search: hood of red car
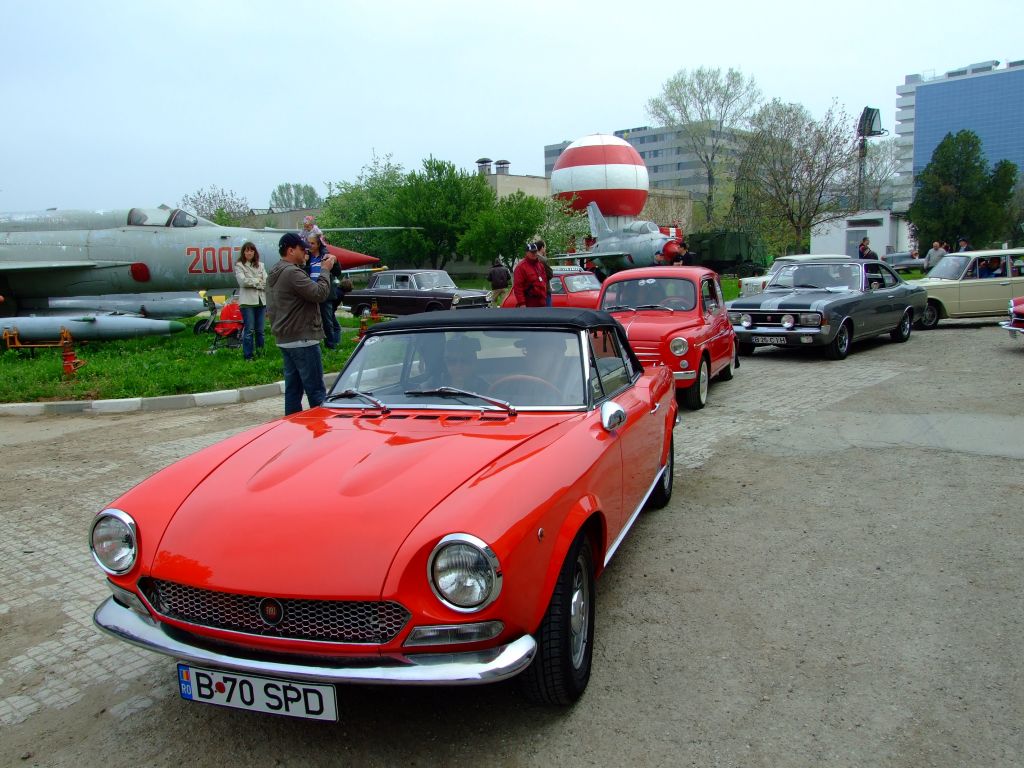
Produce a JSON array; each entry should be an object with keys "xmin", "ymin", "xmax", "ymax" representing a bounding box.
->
[
  {"xmin": 150, "ymin": 411, "xmax": 554, "ymax": 598},
  {"xmin": 614, "ymin": 311, "xmax": 702, "ymax": 341}
]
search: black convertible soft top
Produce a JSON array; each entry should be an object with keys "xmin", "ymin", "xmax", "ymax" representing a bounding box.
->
[
  {"xmin": 367, "ymin": 307, "xmax": 619, "ymax": 334},
  {"xmin": 364, "ymin": 308, "xmax": 642, "ymax": 371}
]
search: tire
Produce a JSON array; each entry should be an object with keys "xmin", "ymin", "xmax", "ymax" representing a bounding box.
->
[
  {"xmin": 890, "ymin": 310, "xmax": 912, "ymax": 343},
  {"xmin": 425, "ymin": 302, "xmax": 445, "ymax": 312},
  {"xmin": 826, "ymin": 321, "xmax": 851, "ymax": 360},
  {"xmin": 681, "ymin": 357, "xmax": 709, "ymax": 410},
  {"xmin": 193, "ymin": 319, "xmax": 213, "ymax": 335},
  {"xmin": 717, "ymin": 344, "xmax": 735, "ymax": 381},
  {"xmin": 522, "ymin": 533, "xmax": 595, "ymax": 705},
  {"xmin": 918, "ymin": 301, "xmax": 940, "ymax": 330},
  {"xmin": 738, "ymin": 342, "xmax": 755, "ymax": 357},
  {"xmin": 646, "ymin": 434, "xmax": 674, "ymax": 510},
  {"xmin": 353, "ymin": 304, "xmax": 370, "ymax": 318}
]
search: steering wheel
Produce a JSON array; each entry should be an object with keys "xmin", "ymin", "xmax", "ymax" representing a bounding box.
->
[
  {"xmin": 490, "ymin": 375, "xmax": 562, "ymax": 402},
  {"xmin": 661, "ymin": 297, "xmax": 690, "ymax": 309}
]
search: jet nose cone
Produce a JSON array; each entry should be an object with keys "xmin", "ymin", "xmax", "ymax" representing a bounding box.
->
[{"xmin": 169, "ymin": 321, "xmax": 186, "ymax": 334}]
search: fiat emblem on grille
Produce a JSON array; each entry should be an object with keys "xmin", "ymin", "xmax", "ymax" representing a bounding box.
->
[{"xmin": 258, "ymin": 598, "xmax": 284, "ymax": 626}]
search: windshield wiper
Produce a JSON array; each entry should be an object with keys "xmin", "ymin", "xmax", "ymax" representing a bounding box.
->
[
  {"xmin": 602, "ymin": 304, "xmax": 636, "ymax": 312},
  {"xmin": 405, "ymin": 387, "xmax": 515, "ymax": 415},
  {"xmin": 635, "ymin": 303, "xmax": 673, "ymax": 312},
  {"xmin": 324, "ymin": 388, "xmax": 390, "ymax": 412},
  {"xmin": 793, "ymin": 283, "xmax": 824, "ymax": 289}
]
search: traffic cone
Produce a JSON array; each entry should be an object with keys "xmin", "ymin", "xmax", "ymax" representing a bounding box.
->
[
  {"xmin": 370, "ymin": 300, "xmax": 380, "ymax": 322},
  {"xmin": 357, "ymin": 314, "xmax": 368, "ymax": 339}
]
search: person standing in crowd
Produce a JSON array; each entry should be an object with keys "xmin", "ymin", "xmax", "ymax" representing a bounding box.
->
[
  {"xmin": 957, "ymin": 236, "xmax": 972, "ymax": 252},
  {"xmin": 267, "ymin": 232, "xmax": 335, "ymax": 415},
  {"xmin": 301, "ymin": 214, "xmax": 323, "ymax": 245},
  {"xmin": 487, "ymin": 258, "xmax": 512, "ymax": 307},
  {"xmin": 858, "ymin": 237, "xmax": 871, "ymax": 259},
  {"xmin": 307, "ymin": 232, "xmax": 340, "ymax": 350},
  {"xmin": 234, "ymin": 241, "xmax": 268, "ymax": 362},
  {"xmin": 925, "ymin": 241, "xmax": 946, "ymax": 270},
  {"xmin": 513, "ymin": 240, "xmax": 549, "ymax": 308}
]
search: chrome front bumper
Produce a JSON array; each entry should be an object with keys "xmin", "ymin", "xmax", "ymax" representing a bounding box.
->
[
  {"xmin": 94, "ymin": 597, "xmax": 537, "ymax": 686},
  {"xmin": 999, "ymin": 321, "xmax": 1024, "ymax": 338}
]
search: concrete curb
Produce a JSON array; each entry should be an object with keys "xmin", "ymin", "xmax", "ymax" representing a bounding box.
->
[{"xmin": 0, "ymin": 376, "xmax": 330, "ymax": 417}]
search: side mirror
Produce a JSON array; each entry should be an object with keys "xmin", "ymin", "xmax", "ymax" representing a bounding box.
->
[{"xmin": 600, "ymin": 401, "xmax": 627, "ymax": 432}]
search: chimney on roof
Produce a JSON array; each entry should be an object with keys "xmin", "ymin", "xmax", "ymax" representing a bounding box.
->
[
  {"xmin": 476, "ymin": 157, "xmax": 493, "ymax": 175},
  {"xmin": 495, "ymin": 160, "xmax": 510, "ymax": 175}
]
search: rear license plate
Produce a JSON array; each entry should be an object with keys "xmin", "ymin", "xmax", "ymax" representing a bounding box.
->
[
  {"xmin": 177, "ymin": 664, "xmax": 338, "ymax": 721},
  {"xmin": 751, "ymin": 335, "xmax": 787, "ymax": 344}
]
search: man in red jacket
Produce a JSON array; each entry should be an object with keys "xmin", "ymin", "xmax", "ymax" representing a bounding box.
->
[{"xmin": 513, "ymin": 240, "xmax": 549, "ymax": 307}]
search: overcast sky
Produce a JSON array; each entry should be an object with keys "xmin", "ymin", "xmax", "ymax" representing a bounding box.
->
[{"xmin": 2, "ymin": 0, "xmax": 1021, "ymax": 213}]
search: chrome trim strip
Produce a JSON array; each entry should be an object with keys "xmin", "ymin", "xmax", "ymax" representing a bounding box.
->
[
  {"xmin": 93, "ymin": 598, "xmax": 537, "ymax": 686},
  {"xmin": 999, "ymin": 321, "xmax": 1024, "ymax": 336},
  {"xmin": 673, "ymin": 371, "xmax": 697, "ymax": 381},
  {"xmin": 604, "ymin": 463, "xmax": 666, "ymax": 567}
]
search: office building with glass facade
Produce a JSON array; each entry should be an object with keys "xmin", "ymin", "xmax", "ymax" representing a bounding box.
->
[{"xmin": 894, "ymin": 59, "xmax": 1024, "ymax": 211}]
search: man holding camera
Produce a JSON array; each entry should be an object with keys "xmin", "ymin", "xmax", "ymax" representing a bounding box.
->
[{"xmin": 267, "ymin": 232, "xmax": 336, "ymax": 415}]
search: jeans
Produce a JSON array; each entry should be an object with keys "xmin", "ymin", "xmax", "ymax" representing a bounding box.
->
[
  {"xmin": 320, "ymin": 300, "xmax": 340, "ymax": 348},
  {"xmin": 280, "ymin": 344, "xmax": 326, "ymax": 415},
  {"xmin": 240, "ymin": 305, "xmax": 265, "ymax": 359}
]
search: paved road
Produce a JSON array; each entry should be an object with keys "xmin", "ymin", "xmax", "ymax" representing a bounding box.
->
[{"xmin": 2, "ymin": 320, "xmax": 1022, "ymax": 767}]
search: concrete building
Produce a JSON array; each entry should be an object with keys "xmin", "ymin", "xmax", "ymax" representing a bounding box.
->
[
  {"xmin": 545, "ymin": 125, "xmax": 745, "ymax": 203},
  {"xmin": 894, "ymin": 59, "xmax": 1024, "ymax": 211},
  {"xmin": 811, "ymin": 210, "xmax": 912, "ymax": 258}
]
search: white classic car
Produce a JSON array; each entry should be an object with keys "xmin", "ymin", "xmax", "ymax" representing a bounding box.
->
[
  {"xmin": 908, "ymin": 249, "xmax": 1024, "ymax": 329},
  {"xmin": 738, "ymin": 254, "xmax": 852, "ymax": 298}
]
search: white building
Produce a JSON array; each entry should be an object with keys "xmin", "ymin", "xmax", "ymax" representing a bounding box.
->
[{"xmin": 811, "ymin": 210, "xmax": 912, "ymax": 257}]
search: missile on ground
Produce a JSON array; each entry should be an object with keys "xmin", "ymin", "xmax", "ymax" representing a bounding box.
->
[{"xmin": 1, "ymin": 315, "xmax": 186, "ymax": 342}]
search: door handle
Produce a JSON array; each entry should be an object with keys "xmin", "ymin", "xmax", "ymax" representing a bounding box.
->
[{"xmin": 650, "ymin": 402, "xmax": 661, "ymax": 414}]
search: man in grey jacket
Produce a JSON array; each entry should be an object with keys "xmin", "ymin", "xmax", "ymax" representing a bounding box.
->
[{"xmin": 267, "ymin": 232, "xmax": 336, "ymax": 415}]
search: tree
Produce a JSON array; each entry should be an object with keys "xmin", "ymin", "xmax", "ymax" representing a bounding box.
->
[
  {"xmin": 861, "ymin": 137, "xmax": 900, "ymax": 209},
  {"xmin": 389, "ymin": 157, "xmax": 495, "ymax": 269},
  {"xmin": 319, "ymin": 154, "xmax": 407, "ymax": 263},
  {"xmin": 269, "ymin": 183, "xmax": 323, "ymax": 210},
  {"xmin": 908, "ymin": 130, "xmax": 1018, "ymax": 248},
  {"xmin": 647, "ymin": 67, "xmax": 761, "ymax": 227},
  {"xmin": 458, "ymin": 191, "xmax": 546, "ymax": 268},
  {"xmin": 537, "ymin": 196, "xmax": 591, "ymax": 257},
  {"xmin": 179, "ymin": 185, "xmax": 250, "ymax": 222},
  {"xmin": 732, "ymin": 99, "xmax": 858, "ymax": 253}
]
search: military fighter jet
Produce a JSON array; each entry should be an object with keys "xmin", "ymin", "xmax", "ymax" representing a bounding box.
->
[
  {"xmin": 551, "ymin": 201, "xmax": 681, "ymax": 274},
  {"xmin": 0, "ymin": 205, "xmax": 397, "ymax": 315}
]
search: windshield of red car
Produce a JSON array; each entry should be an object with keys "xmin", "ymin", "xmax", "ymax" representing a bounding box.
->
[
  {"xmin": 332, "ymin": 329, "xmax": 587, "ymax": 409},
  {"xmin": 600, "ymin": 278, "xmax": 696, "ymax": 311},
  {"xmin": 565, "ymin": 274, "xmax": 601, "ymax": 292}
]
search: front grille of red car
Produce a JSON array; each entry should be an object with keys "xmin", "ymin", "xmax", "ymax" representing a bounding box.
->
[{"xmin": 139, "ymin": 578, "xmax": 410, "ymax": 644}]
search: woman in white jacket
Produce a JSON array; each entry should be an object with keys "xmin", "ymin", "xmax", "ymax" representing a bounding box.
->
[{"xmin": 234, "ymin": 241, "xmax": 268, "ymax": 360}]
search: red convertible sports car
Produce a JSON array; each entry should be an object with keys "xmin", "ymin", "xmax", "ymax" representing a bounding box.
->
[
  {"xmin": 598, "ymin": 267, "xmax": 737, "ymax": 410},
  {"xmin": 90, "ymin": 308, "xmax": 677, "ymax": 718}
]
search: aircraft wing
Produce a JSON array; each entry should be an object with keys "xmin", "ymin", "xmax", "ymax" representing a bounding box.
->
[
  {"xmin": 257, "ymin": 226, "xmax": 418, "ymax": 233},
  {"xmin": 0, "ymin": 260, "xmax": 116, "ymax": 272}
]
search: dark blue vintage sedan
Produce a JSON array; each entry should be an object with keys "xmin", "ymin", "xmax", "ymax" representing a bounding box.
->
[{"xmin": 727, "ymin": 259, "xmax": 927, "ymax": 360}]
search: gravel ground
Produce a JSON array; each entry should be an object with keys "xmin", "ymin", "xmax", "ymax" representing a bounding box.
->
[{"xmin": 1, "ymin": 319, "xmax": 1022, "ymax": 768}]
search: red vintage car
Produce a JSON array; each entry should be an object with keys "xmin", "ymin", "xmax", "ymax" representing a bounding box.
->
[
  {"xmin": 1000, "ymin": 295, "xmax": 1024, "ymax": 339},
  {"xmin": 598, "ymin": 266, "xmax": 737, "ymax": 410},
  {"xmin": 501, "ymin": 266, "xmax": 602, "ymax": 309},
  {"xmin": 90, "ymin": 308, "xmax": 677, "ymax": 718}
]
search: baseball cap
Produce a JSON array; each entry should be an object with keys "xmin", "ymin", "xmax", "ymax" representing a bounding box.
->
[{"xmin": 279, "ymin": 232, "xmax": 306, "ymax": 251}]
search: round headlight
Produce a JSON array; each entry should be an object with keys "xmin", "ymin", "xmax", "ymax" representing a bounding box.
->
[
  {"xmin": 741, "ymin": 313, "xmax": 752, "ymax": 329},
  {"xmin": 90, "ymin": 509, "xmax": 137, "ymax": 575},
  {"xmin": 781, "ymin": 313, "xmax": 795, "ymax": 329},
  {"xmin": 669, "ymin": 337, "xmax": 689, "ymax": 356},
  {"xmin": 451, "ymin": 295, "xmax": 461, "ymax": 305},
  {"xmin": 429, "ymin": 534, "xmax": 502, "ymax": 612}
]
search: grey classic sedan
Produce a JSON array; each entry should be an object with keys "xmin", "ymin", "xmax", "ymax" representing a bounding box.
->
[{"xmin": 727, "ymin": 259, "xmax": 927, "ymax": 360}]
